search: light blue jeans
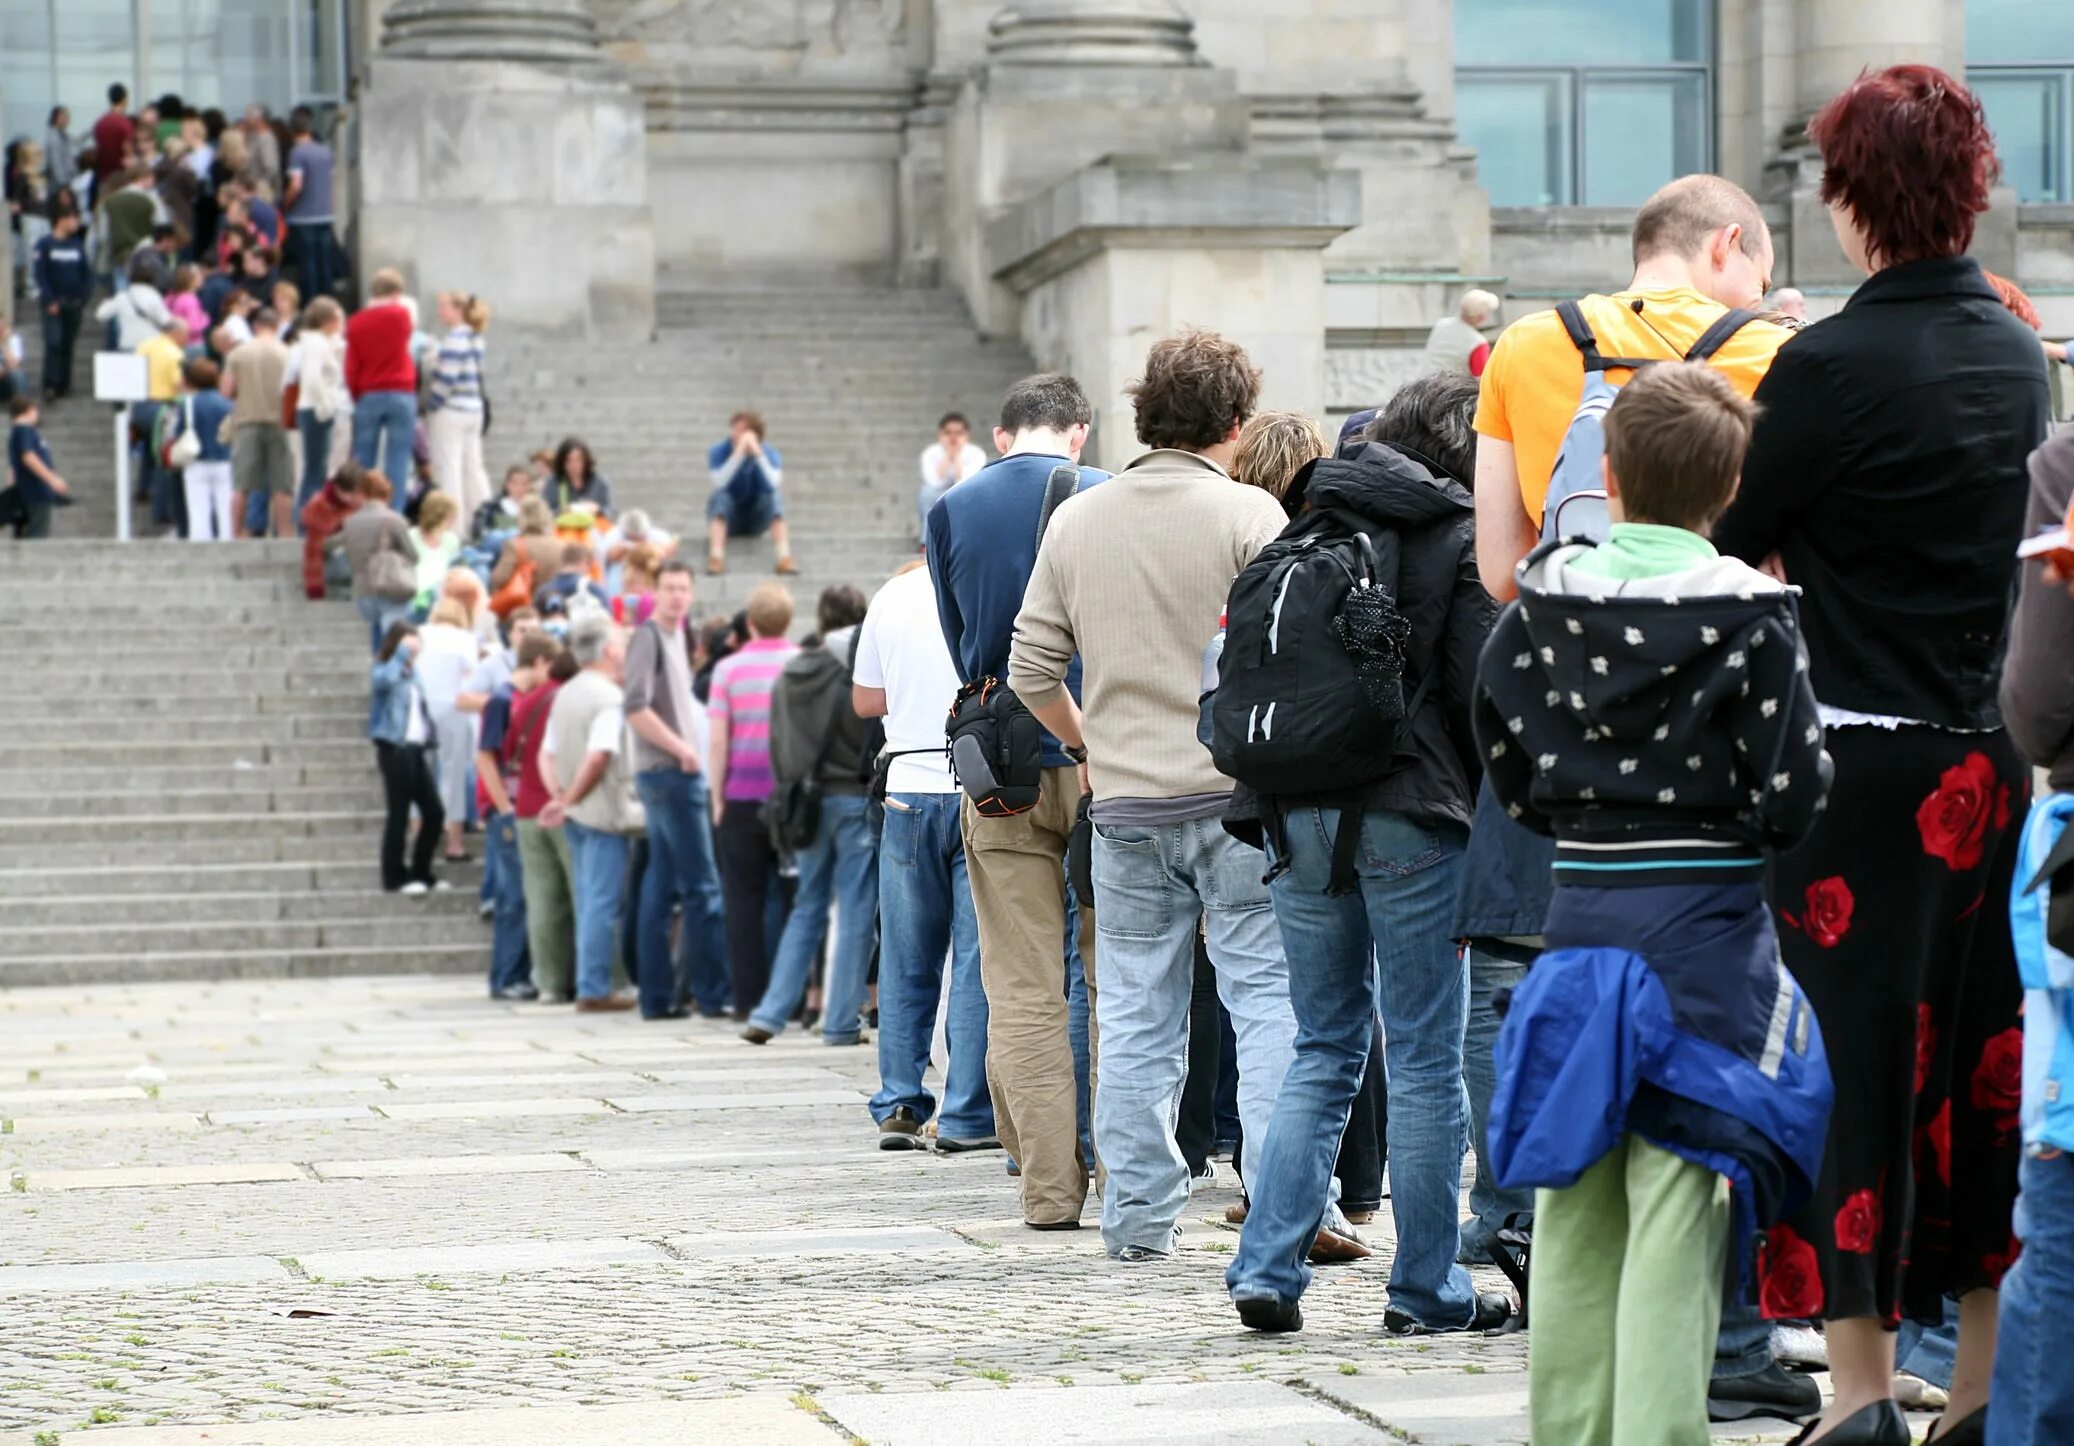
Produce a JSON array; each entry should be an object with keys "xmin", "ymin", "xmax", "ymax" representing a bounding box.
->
[
  {"xmin": 484, "ymin": 811, "xmax": 530, "ymax": 994},
  {"xmin": 1229, "ymin": 806, "xmax": 1476, "ymax": 1327},
  {"xmin": 1992, "ymin": 1151, "xmax": 2074, "ymax": 1444},
  {"xmin": 869, "ymin": 792, "xmax": 993, "ymax": 1138},
  {"xmin": 1461, "ymin": 946, "xmax": 1536, "ymax": 1254},
  {"xmin": 562, "ymin": 819, "xmax": 629, "ymax": 1002},
  {"xmin": 750, "ymin": 794, "xmax": 879, "ymax": 1043},
  {"xmin": 351, "ymin": 389, "xmax": 415, "ymax": 497},
  {"xmin": 1091, "ymin": 816, "xmax": 1295, "ymax": 1258}
]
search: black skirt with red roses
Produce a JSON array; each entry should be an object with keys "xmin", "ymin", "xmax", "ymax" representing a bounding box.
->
[{"xmin": 1755, "ymin": 723, "xmax": 2028, "ymax": 1327}]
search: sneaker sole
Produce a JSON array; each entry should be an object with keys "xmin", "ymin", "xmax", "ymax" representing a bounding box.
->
[
  {"xmin": 878, "ymin": 1135, "xmax": 925, "ymax": 1151},
  {"xmin": 1235, "ymin": 1297, "xmax": 1302, "ymax": 1333}
]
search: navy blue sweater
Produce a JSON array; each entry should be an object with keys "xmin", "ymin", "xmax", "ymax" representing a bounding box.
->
[
  {"xmin": 33, "ymin": 233, "xmax": 92, "ymax": 305},
  {"xmin": 927, "ymin": 452, "xmax": 1107, "ymax": 768}
]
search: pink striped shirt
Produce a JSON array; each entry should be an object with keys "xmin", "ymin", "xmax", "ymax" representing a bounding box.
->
[{"xmin": 710, "ymin": 637, "xmax": 797, "ymax": 802}]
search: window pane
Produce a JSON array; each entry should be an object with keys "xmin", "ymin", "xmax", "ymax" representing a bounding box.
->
[
  {"xmin": 1458, "ymin": 73, "xmax": 1575, "ymax": 207},
  {"xmin": 164, "ymin": 1, "xmax": 295, "ymax": 119},
  {"xmin": 302, "ymin": 0, "xmax": 343, "ymax": 101},
  {"xmin": 53, "ymin": 0, "xmax": 136, "ymax": 144},
  {"xmin": 1457, "ymin": 0, "xmax": 1708, "ymax": 67},
  {"xmin": 1582, "ymin": 72, "xmax": 1708, "ymax": 206},
  {"xmin": 1968, "ymin": 0, "xmax": 2074, "ymax": 66},
  {"xmin": 1974, "ymin": 72, "xmax": 2063, "ymax": 203},
  {"xmin": 0, "ymin": 0, "xmax": 56, "ymax": 152}
]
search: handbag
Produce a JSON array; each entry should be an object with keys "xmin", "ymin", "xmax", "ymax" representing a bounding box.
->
[
  {"xmin": 367, "ymin": 526, "xmax": 417, "ymax": 603},
  {"xmin": 489, "ymin": 552, "xmax": 537, "ymax": 617},
  {"xmin": 166, "ymin": 396, "xmax": 202, "ymax": 470}
]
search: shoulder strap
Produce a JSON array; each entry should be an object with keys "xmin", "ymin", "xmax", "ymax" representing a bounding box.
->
[
  {"xmin": 1035, "ymin": 463, "xmax": 1081, "ymax": 551},
  {"xmin": 1685, "ymin": 307, "xmax": 1760, "ymax": 363},
  {"xmin": 1560, "ymin": 297, "xmax": 1670, "ymax": 373},
  {"xmin": 1324, "ymin": 669, "xmax": 1438, "ymax": 896}
]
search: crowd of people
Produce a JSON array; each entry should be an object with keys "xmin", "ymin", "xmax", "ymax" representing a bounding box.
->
[{"xmin": 19, "ymin": 58, "xmax": 2074, "ymax": 1446}]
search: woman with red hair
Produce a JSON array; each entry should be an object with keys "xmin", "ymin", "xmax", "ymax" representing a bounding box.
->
[{"xmin": 1713, "ymin": 65, "xmax": 2049, "ymax": 1446}]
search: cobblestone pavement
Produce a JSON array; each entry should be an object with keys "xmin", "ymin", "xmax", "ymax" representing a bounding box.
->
[{"xmin": 0, "ymin": 978, "xmax": 1870, "ymax": 1443}]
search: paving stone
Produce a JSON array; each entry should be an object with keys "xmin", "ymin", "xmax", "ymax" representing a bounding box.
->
[
  {"xmin": 384, "ymin": 1071, "xmax": 647, "ymax": 1090},
  {"xmin": 308, "ymin": 1152, "xmax": 588, "ymax": 1180},
  {"xmin": 206, "ymin": 1106, "xmax": 380, "ymax": 1126},
  {"xmin": 22, "ymin": 1161, "xmax": 307, "ymax": 1191},
  {"xmin": 604, "ymin": 1090, "xmax": 865, "ymax": 1112},
  {"xmin": 0, "ymin": 1255, "xmax": 292, "ymax": 1293},
  {"xmin": 373, "ymin": 1097, "xmax": 614, "ymax": 1121},
  {"xmin": 297, "ymin": 1237, "xmax": 669, "ymax": 1281},
  {"xmin": 819, "ymin": 1381, "xmax": 1386, "ymax": 1444},
  {"xmin": 0, "ymin": 1085, "xmax": 148, "ymax": 1104},
  {"xmin": 3, "ymin": 1110, "xmax": 202, "ymax": 1133},
  {"xmin": 664, "ymin": 1226, "xmax": 970, "ymax": 1259},
  {"xmin": 6, "ymin": 1397, "xmax": 840, "ymax": 1443}
]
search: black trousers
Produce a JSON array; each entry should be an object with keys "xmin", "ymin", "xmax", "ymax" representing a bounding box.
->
[
  {"xmin": 1337, "ymin": 1019, "xmax": 1388, "ymax": 1214},
  {"xmin": 1178, "ymin": 936, "xmax": 1223, "ymax": 1175},
  {"xmin": 716, "ymin": 800, "xmax": 783, "ymax": 1021},
  {"xmin": 375, "ymin": 741, "xmax": 443, "ymax": 891}
]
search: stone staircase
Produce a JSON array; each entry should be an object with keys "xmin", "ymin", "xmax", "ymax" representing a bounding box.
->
[{"xmin": 1, "ymin": 286, "xmax": 1040, "ymax": 987}]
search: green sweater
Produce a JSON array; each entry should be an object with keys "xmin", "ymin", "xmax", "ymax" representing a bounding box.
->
[{"xmin": 1568, "ymin": 521, "xmax": 1718, "ymax": 581}]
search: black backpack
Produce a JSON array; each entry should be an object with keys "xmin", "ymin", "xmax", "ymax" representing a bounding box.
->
[
  {"xmin": 946, "ymin": 463, "xmax": 1082, "ymax": 817},
  {"xmin": 770, "ymin": 632, "xmax": 861, "ymax": 853},
  {"xmin": 1209, "ymin": 496, "xmax": 1431, "ymax": 893}
]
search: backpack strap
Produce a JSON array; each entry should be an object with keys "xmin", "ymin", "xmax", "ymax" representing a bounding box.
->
[
  {"xmin": 1685, "ymin": 307, "xmax": 1760, "ymax": 363},
  {"xmin": 1036, "ymin": 463, "xmax": 1081, "ymax": 551},
  {"xmin": 1324, "ymin": 668, "xmax": 1438, "ymax": 896},
  {"xmin": 1558, "ymin": 297, "xmax": 1667, "ymax": 373}
]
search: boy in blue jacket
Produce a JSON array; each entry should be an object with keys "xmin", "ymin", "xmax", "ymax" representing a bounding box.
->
[{"xmin": 1473, "ymin": 362, "xmax": 1833, "ymax": 1443}]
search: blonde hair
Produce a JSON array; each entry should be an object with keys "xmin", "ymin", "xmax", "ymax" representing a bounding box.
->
[
  {"xmin": 303, "ymin": 296, "xmax": 343, "ymax": 330},
  {"xmin": 1232, "ymin": 410, "xmax": 1327, "ymax": 506},
  {"xmin": 369, "ymin": 267, "xmax": 406, "ymax": 299},
  {"xmin": 441, "ymin": 290, "xmax": 491, "ymax": 333},
  {"xmin": 1459, "ymin": 288, "xmax": 1500, "ymax": 325},
  {"xmin": 623, "ymin": 543, "xmax": 661, "ymax": 592},
  {"xmin": 517, "ymin": 496, "xmax": 553, "ymax": 534},
  {"xmin": 417, "ymin": 491, "xmax": 459, "ymax": 533},
  {"xmin": 428, "ymin": 598, "xmax": 471, "ymax": 630},
  {"xmin": 745, "ymin": 583, "xmax": 794, "ymax": 639}
]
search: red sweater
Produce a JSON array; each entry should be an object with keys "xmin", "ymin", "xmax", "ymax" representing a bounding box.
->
[{"xmin": 345, "ymin": 303, "xmax": 416, "ymax": 397}]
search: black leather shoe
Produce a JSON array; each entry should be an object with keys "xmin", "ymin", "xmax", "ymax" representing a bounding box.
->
[
  {"xmin": 1787, "ymin": 1401, "xmax": 1908, "ymax": 1446},
  {"xmin": 1925, "ymin": 1406, "xmax": 1987, "ymax": 1445},
  {"xmin": 1384, "ymin": 1290, "xmax": 1512, "ymax": 1336},
  {"xmin": 1235, "ymin": 1295, "xmax": 1302, "ymax": 1333},
  {"xmin": 1709, "ymin": 1361, "xmax": 1822, "ymax": 1423},
  {"xmin": 642, "ymin": 1006, "xmax": 691, "ymax": 1021}
]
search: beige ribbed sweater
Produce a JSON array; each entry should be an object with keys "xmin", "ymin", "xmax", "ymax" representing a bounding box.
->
[{"xmin": 1009, "ymin": 449, "xmax": 1286, "ymax": 802}]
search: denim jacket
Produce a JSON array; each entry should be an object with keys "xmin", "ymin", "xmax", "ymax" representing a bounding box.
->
[
  {"xmin": 368, "ymin": 655, "xmax": 429, "ymax": 746},
  {"xmin": 2012, "ymin": 793, "xmax": 2074, "ymax": 1157}
]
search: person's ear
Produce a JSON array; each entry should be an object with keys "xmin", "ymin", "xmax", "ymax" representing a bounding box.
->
[
  {"xmin": 1712, "ymin": 225, "xmax": 1739, "ymax": 274},
  {"xmin": 1600, "ymin": 453, "xmax": 1620, "ymax": 501}
]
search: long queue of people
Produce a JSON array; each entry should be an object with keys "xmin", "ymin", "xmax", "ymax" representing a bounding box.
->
[{"xmin": 329, "ymin": 63, "xmax": 2074, "ymax": 1446}]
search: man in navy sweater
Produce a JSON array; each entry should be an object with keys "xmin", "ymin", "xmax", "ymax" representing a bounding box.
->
[
  {"xmin": 33, "ymin": 209, "xmax": 93, "ymax": 400},
  {"xmin": 927, "ymin": 373, "xmax": 1108, "ymax": 1229}
]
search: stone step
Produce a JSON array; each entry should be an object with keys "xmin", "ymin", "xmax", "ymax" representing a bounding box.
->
[
  {"xmin": 0, "ymin": 859, "xmax": 481, "ymax": 899},
  {"xmin": 0, "ymin": 691, "xmax": 368, "ymax": 721},
  {"xmin": 0, "ymin": 943, "xmax": 487, "ymax": 987},
  {"xmin": 0, "ymin": 887, "xmax": 486, "ymax": 928},
  {"xmin": 0, "ymin": 809, "xmax": 377, "ymax": 849},
  {"xmin": 0, "ymin": 760, "xmax": 372, "ymax": 795},
  {"xmin": 0, "ymin": 739, "xmax": 368, "ymax": 768},
  {"xmin": 0, "ymin": 912, "xmax": 487, "ymax": 959},
  {"xmin": 0, "ymin": 785, "xmax": 380, "ymax": 818},
  {"xmin": 0, "ymin": 713, "xmax": 363, "ymax": 744}
]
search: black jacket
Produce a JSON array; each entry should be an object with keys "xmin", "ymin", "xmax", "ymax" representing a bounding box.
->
[
  {"xmin": 1298, "ymin": 440, "xmax": 1497, "ymax": 829},
  {"xmin": 2001, "ymin": 428, "xmax": 2074, "ymax": 790},
  {"xmin": 1475, "ymin": 540, "xmax": 1830, "ymax": 885},
  {"xmin": 1713, "ymin": 255, "xmax": 2048, "ymax": 729}
]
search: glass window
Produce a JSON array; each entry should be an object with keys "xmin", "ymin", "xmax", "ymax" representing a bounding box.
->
[
  {"xmin": 1456, "ymin": 0, "xmax": 1712, "ymax": 207},
  {"xmin": 1969, "ymin": 0, "xmax": 2074, "ymax": 65},
  {"xmin": 54, "ymin": 0, "xmax": 139, "ymax": 137},
  {"xmin": 300, "ymin": 0, "xmax": 344, "ymax": 102},
  {"xmin": 0, "ymin": 0, "xmax": 59, "ymax": 147},
  {"xmin": 1969, "ymin": 1, "xmax": 2074, "ymax": 204}
]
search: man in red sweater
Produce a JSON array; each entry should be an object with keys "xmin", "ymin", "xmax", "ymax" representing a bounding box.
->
[{"xmin": 347, "ymin": 268, "xmax": 419, "ymax": 496}]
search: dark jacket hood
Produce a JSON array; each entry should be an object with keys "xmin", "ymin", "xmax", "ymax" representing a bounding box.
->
[{"xmin": 1305, "ymin": 442, "xmax": 1472, "ymax": 532}]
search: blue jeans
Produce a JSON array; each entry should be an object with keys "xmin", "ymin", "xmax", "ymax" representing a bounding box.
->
[
  {"xmin": 1896, "ymin": 1299, "xmax": 1959, "ymax": 1390},
  {"xmin": 750, "ymin": 794, "xmax": 878, "ymax": 1042},
  {"xmin": 356, "ymin": 595, "xmax": 408, "ymax": 653},
  {"xmin": 635, "ymin": 770, "xmax": 730, "ymax": 1018},
  {"xmin": 1230, "ymin": 806, "xmax": 1475, "ymax": 1327},
  {"xmin": 352, "ymin": 390, "xmax": 416, "ymax": 494},
  {"xmin": 1461, "ymin": 946, "xmax": 1535, "ymax": 1251},
  {"xmin": 1067, "ymin": 886, "xmax": 1094, "ymax": 1162},
  {"xmin": 1991, "ymin": 1150, "xmax": 2074, "ymax": 1444},
  {"xmin": 41, "ymin": 300, "xmax": 81, "ymax": 393},
  {"xmin": 484, "ymin": 811, "xmax": 530, "ymax": 993},
  {"xmin": 1092, "ymin": 816, "xmax": 1295, "ymax": 1258},
  {"xmin": 707, "ymin": 479, "xmax": 783, "ymax": 537},
  {"xmin": 562, "ymin": 819, "xmax": 629, "ymax": 1001},
  {"xmin": 289, "ymin": 222, "xmax": 342, "ymax": 302},
  {"xmin": 297, "ymin": 410, "xmax": 334, "ymax": 523},
  {"xmin": 870, "ymin": 793, "xmax": 992, "ymax": 1137},
  {"xmin": 243, "ymin": 486, "xmax": 269, "ymax": 538}
]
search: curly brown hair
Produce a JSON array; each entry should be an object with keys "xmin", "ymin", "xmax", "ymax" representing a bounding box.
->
[{"xmin": 1127, "ymin": 329, "xmax": 1262, "ymax": 452}]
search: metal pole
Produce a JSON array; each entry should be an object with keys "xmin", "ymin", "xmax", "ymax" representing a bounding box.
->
[{"xmin": 115, "ymin": 403, "xmax": 132, "ymax": 542}]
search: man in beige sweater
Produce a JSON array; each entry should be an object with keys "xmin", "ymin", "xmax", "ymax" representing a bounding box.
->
[{"xmin": 1009, "ymin": 329, "xmax": 1297, "ymax": 1262}]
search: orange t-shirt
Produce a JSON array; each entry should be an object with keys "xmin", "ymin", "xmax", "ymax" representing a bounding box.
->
[{"xmin": 1474, "ymin": 288, "xmax": 1792, "ymax": 526}]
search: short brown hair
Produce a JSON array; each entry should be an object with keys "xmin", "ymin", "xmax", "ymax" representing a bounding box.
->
[
  {"xmin": 730, "ymin": 409, "xmax": 766, "ymax": 439},
  {"xmin": 516, "ymin": 634, "xmax": 561, "ymax": 669},
  {"xmin": 369, "ymin": 268, "xmax": 406, "ymax": 299},
  {"xmin": 182, "ymin": 357, "xmax": 221, "ymax": 390},
  {"xmin": 745, "ymin": 582, "xmax": 794, "ymax": 639},
  {"xmin": 360, "ymin": 471, "xmax": 394, "ymax": 503},
  {"xmin": 1127, "ymin": 329, "xmax": 1261, "ymax": 452},
  {"xmin": 560, "ymin": 542, "xmax": 591, "ymax": 569},
  {"xmin": 1630, "ymin": 174, "xmax": 1767, "ymax": 267},
  {"xmin": 1232, "ymin": 410, "xmax": 1326, "ymax": 506},
  {"xmin": 417, "ymin": 491, "xmax": 458, "ymax": 532},
  {"xmin": 1601, "ymin": 363, "xmax": 1758, "ymax": 533},
  {"xmin": 303, "ymin": 296, "xmax": 342, "ymax": 329}
]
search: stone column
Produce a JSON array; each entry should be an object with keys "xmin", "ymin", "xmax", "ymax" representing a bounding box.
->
[{"xmin": 356, "ymin": 0, "xmax": 655, "ymax": 338}]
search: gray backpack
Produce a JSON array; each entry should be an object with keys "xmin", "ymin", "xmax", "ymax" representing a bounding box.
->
[{"xmin": 1541, "ymin": 301, "xmax": 1760, "ymax": 542}]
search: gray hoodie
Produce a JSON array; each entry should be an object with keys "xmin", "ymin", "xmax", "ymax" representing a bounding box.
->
[{"xmin": 2001, "ymin": 428, "xmax": 2074, "ymax": 790}]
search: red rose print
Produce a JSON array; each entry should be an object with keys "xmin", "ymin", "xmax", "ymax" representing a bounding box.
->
[
  {"xmin": 1971, "ymin": 1027, "xmax": 2024, "ymax": 1132},
  {"xmin": 1791, "ymin": 877, "xmax": 1855, "ymax": 948},
  {"xmin": 1983, "ymin": 1232, "xmax": 2022, "ymax": 1285},
  {"xmin": 1758, "ymin": 1223, "xmax": 1824, "ymax": 1319},
  {"xmin": 1916, "ymin": 752, "xmax": 2002, "ymax": 871},
  {"xmin": 1922, "ymin": 1100, "xmax": 1952, "ymax": 1186},
  {"xmin": 1833, "ymin": 1188, "xmax": 1880, "ymax": 1254},
  {"xmin": 1915, "ymin": 1005, "xmax": 1937, "ymax": 1096},
  {"xmin": 1996, "ymin": 784, "xmax": 2012, "ymax": 831}
]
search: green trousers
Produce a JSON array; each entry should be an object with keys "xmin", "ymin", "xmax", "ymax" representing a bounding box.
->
[
  {"xmin": 1528, "ymin": 1134, "xmax": 1729, "ymax": 1446},
  {"xmin": 516, "ymin": 819, "xmax": 575, "ymax": 999}
]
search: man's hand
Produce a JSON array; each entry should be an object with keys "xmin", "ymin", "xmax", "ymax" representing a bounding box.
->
[
  {"xmin": 1077, "ymin": 761, "xmax": 1090, "ymax": 797},
  {"xmin": 539, "ymin": 798, "xmax": 567, "ymax": 829},
  {"xmin": 678, "ymin": 743, "xmax": 703, "ymax": 774},
  {"xmin": 46, "ymin": 303, "xmax": 58, "ymax": 316},
  {"xmin": 710, "ymin": 793, "xmax": 725, "ymax": 828}
]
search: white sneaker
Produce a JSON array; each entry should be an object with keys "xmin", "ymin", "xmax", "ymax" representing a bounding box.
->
[
  {"xmin": 400, "ymin": 881, "xmax": 429, "ymax": 898},
  {"xmin": 1770, "ymin": 1322, "xmax": 1827, "ymax": 1370},
  {"xmin": 431, "ymin": 880, "xmax": 454, "ymax": 893}
]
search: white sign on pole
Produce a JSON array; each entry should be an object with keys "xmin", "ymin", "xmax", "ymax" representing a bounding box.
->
[{"xmin": 93, "ymin": 351, "xmax": 150, "ymax": 403}]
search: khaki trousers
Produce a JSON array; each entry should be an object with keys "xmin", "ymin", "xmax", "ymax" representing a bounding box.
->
[
  {"xmin": 516, "ymin": 818, "xmax": 575, "ymax": 999},
  {"xmin": 962, "ymin": 767, "xmax": 1098, "ymax": 1226}
]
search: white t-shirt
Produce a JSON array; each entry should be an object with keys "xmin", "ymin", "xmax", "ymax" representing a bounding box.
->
[
  {"xmin": 852, "ymin": 565, "xmax": 958, "ymax": 794},
  {"xmin": 918, "ymin": 441, "xmax": 987, "ymax": 492},
  {"xmin": 586, "ymin": 703, "xmax": 624, "ymax": 756},
  {"xmin": 413, "ymin": 623, "xmax": 481, "ymax": 709}
]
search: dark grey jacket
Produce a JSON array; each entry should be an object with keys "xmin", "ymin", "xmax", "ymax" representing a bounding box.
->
[{"xmin": 2002, "ymin": 428, "xmax": 2074, "ymax": 790}]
